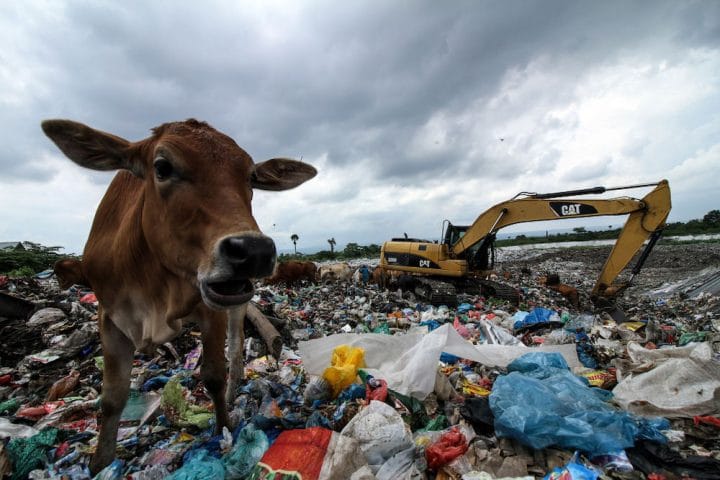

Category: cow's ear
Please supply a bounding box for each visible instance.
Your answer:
[41,120,144,177]
[251,158,317,191]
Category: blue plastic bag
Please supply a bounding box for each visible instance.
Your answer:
[95,459,125,480]
[440,352,460,364]
[545,452,599,480]
[337,383,366,402]
[420,320,441,331]
[490,352,669,456]
[508,351,569,374]
[513,307,559,330]
[457,303,474,313]
[224,424,269,479]
[167,450,225,480]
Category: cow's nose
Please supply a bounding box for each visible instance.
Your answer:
[219,235,276,277]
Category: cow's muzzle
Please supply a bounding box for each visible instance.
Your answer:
[200,234,276,308]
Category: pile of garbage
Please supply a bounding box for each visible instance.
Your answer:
[0,243,719,480]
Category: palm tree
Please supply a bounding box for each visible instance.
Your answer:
[290,234,299,254]
[328,237,336,254]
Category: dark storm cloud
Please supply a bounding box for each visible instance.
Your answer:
[7,1,706,173]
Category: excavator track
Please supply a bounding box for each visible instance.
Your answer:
[414,278,458,306]
[407,276,519,306]
[476,279,521,305]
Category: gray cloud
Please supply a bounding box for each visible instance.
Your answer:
[1,0,718,252]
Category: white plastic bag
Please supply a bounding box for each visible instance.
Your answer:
[612,342,720,417]
[340,401,413,474]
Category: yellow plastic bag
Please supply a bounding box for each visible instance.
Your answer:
[322,345,365,398]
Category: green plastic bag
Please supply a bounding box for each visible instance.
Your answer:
[7,428,59,480]
[161,376,214,429]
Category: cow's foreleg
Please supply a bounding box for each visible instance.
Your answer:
[90,312,134,474]
[225,304,247,408]
[199,307,231,433]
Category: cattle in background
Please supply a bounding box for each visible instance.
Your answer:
[370,266,402,288]
[266,260,317,287]
[54,258,89,289]
[318,262,352,283]
[542,273,580,307]
[42,118,316,473]
[370,266,384,285]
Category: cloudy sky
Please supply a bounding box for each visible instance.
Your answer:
[1,0,718,255]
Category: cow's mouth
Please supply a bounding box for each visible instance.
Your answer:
[200,277,254,308]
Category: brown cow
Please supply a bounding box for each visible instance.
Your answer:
[549,284,580,307]
[54,258,89,289]
[370,266,402,288]
[41,119,316,473]
[266,260,317,287]
[542,273,580,307]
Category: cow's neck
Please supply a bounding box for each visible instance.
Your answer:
[84,172,202,350]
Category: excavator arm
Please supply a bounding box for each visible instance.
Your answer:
[451,180,671,296]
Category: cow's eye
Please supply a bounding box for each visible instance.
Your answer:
[153,158,173,181]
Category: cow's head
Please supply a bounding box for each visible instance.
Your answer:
[42,119,316,309]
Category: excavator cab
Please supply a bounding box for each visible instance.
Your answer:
[443,222,467,246]
[443,222,495,272]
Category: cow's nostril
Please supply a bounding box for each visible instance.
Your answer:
[221,237,250,264]
[219,235,276,277]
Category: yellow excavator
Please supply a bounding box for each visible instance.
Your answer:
[378,180,671,309]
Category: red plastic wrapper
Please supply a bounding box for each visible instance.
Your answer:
[61,418,98,433]
[453,318,470,338]
[477,377,493,390]
[80,292,97,304]
[425,426,469,470]
[15,406,47,419]
[16,401,65,420]
[366,378,388,402]
[693,415,720,428]
[54,441,71,460]
[0,374,13,385]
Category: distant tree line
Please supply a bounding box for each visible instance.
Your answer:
[0,242,76,277]
[278,242,382,262]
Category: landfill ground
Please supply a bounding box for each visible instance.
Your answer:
[0,241,719,479]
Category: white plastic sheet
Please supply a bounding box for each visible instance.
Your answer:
[612,341,720,417]
[298,324,580,399]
